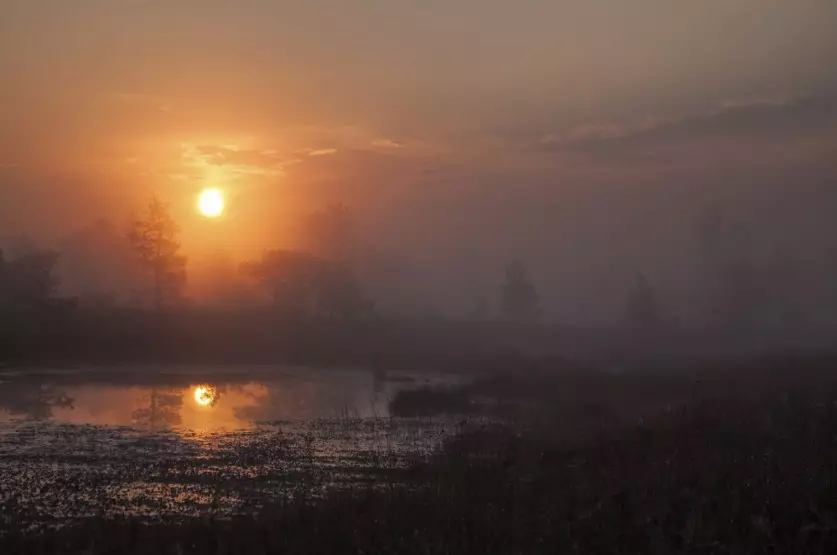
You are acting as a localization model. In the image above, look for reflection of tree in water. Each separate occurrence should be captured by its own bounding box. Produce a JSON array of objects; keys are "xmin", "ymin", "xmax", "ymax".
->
[
  {"xmin": 131, "ymin": 388, "xmax": 183, "ymax": 430},
  {"xmin": 0, "ymin": 383, "xmax": 74, "ymax": 419},
  {"xmin": 233, "ymin": 377, "xmax": 371, "ymax": 422}
]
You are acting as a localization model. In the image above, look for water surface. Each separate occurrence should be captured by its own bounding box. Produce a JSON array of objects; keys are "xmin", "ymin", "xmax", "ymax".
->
[{"xmin": 0, "ymin": 366, "xmax": 463, "ymax": 528}]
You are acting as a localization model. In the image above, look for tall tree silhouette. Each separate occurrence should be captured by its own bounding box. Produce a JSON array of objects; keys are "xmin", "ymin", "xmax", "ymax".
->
[
  {"xmin": 501, "ymin": 260, "xmax": 540, "ymax": 322},
  {"xmin": 0, "ymin": 248, "xmax": 60, "ymax": 309},
  {"xmin": 59, "ymin": 218, "xmax": 145, "ymax": 307},
  {"xmin": 242, "ymin": 249, "xmax": 371, "ymax": 320},
  {"xmin": 625, "ymin": 273, "xmax": 661, "ymax": 329},
  {"xmin": 467, "ymin": 296, "xmax": 489, "ymax": 321},
  {"xmin": 303, "ymin": 202, "xmax": 355, "ymax": 262},
  {"xmin": 763, "ymin": 246, "xmax": 805, "ymax": 329},
  {"xmin": 241, "ymin": 249, "xmax": 320, "ymax": 316},
  {"xmin": 192, "ymin": 248, "xmax": 255, "ymax": 306},
  {"xmin": 713, "ymin": 257, "xmax": 763, "ymax": 331},
  {"xmin": 127, "ymin": 196, "xmax": 187, "ymax": 310},
  {"xmin": 694, "ymin": 203, "xmax": 763, "ymax": 331},
  {"xmin": 311, "ymin": 259, "xmax": 371, "ymax": 320}
]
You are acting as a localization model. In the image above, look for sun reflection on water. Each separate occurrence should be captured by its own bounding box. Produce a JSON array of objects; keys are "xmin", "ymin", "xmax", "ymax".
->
[{"xmin": 193, "ymin": 385, "xmax": 219, "ymax": 407}]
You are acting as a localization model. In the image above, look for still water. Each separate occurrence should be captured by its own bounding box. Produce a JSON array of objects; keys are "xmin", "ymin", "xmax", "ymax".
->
[
  {"xmin": 0, "ymin": 366, "xmax": 463, "ymax": 528},
  {"xmin": 0, "ymin": 366, "xmax": 454, "ymax": 427}
]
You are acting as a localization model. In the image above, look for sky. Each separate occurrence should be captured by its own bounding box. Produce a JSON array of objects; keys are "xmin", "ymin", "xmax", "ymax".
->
[{"xmin": 2, "ymin": 0, "xmax": 837, "ymax": 319}]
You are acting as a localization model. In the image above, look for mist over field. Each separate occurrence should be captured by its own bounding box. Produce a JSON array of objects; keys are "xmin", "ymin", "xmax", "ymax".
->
[
  {"xmin": 2, "ymin": 2, "xmax": 837, "ymax": 553},
  {"xmin": 2, "ymin": 1, "xmax": 836, "ymax": 334}
]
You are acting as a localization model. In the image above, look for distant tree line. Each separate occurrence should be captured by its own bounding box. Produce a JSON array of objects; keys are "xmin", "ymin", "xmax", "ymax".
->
[
  {"xmin": 241, "ymin": 250, "xmax": 371, "ymax": 320},
  {"xmin": 0, "ymin": 248, "xmax": 65, "ymax": 311},
  {"xmin": 693, "ymin": 203, "xmax": 812, "ymax": 333},
  {"xmin": 2, "ymin": 194, "xmax": 836, "ymax": 338}
]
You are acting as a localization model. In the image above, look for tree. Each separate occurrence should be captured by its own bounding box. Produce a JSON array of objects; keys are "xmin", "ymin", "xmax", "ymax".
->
[
  {"xmin": 311, "ymin": 259, "xmax": 372, "ymax": 320},
  {"xmin": 829, "ymin": 246, "xmax": 837, "ymax": 325},
  {"xmin": 131, "ymin": 388, "xmax": 182, "ymax": 430},
  {"xmin": 0, "ymin": 248, "xmax": 61, "ymax": 309},
  {"xmin": 694, "ymin": 203, "xmax": 764, "ymax": 331},
  {"xmin": 467, "ymin": 296, "xmax": 489, "ymax": 321},
  {"xmin": 695, "ymin": 202, "xmax": 725, "ymax": 264},
  {"xmin": 501, "ymin": 260, "xmax": 540, "ymax": 322},
  {"xmin": 242, "ymin": 249, "xmax": 371, "ymax": 320},
  {"xmin": 625, "ymin": 273, "xmax": 661, "ymax": 329},
  {"xmin": 0, "ymin": 382, "xmax": 74, "ymax": 420},
  {"xmin": 0, "ymin": 250, "xmax": 5, "ymax": 301},
  {"xmin": 302, "ymin": 202, "xmax": 355, "ymax": 262},
  {"xmin": 241, "ymin": 249, "xmax": 320, "ymax": 316},
  {"xmin": 191, "ymin": 248, "xmax": 256, "ymax": 306},
  {"xmin": 717, "ymin": 256, "xmax": 767, "ymax": 330},
  {"xmin": 762, "ymin": 246, "xmax": 805, "ymax": 329},
  {"xmin": 127, "ymin": 196, "xmax": 187, "ymax": 310},
  {"xmin": 59, "ymin": 218, "xmax": 145, "ymax": 306}
]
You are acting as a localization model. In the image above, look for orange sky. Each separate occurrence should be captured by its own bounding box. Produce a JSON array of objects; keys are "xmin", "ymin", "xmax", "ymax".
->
[{"xmin": 2, "ymin": 1, "xmax": 837, "ymax": 317}]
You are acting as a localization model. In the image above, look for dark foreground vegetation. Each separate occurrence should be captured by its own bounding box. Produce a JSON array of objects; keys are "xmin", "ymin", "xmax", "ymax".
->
[{"xmin": 4, "ymin": 358, "xmax": 837, "ymax": 554}]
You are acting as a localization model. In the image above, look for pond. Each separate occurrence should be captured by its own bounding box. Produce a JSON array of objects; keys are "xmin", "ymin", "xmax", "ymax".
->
[{"xmin": 0, "ymin": 366, "xmax": 466, "ymax": 528}]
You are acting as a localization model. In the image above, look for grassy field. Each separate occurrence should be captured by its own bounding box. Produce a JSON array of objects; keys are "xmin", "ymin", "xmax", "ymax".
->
[{"xmin": 4, "ymin": 356, "xmax": 837, "ymax": 554}]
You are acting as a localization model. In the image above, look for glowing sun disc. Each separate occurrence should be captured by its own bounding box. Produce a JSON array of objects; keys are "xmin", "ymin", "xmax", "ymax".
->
[{"xmin": 198, "ymin": 188, "xmax": 225, "ymax": 218}]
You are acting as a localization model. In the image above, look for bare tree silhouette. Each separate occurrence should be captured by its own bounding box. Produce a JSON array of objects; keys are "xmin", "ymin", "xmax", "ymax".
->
[
  {"xmin": 302, "ymin": 202, "xmax": 356, "ymax": 263},
  {"xmin": 625, "ymin": 273, "xmax": 662, "ymax": 329},
  {"xmin": 501, "ymin": 260, "xmax": 540, "ymax": 322},
  {"xmin": 59, "ymin": 218, "xmax": 144, "ymax": 307},
  {"xmin": 241, "ymin": 249, "xmax": 321, "ymax": 317},
  {"xmin": 0, "ymin": 248, "xmax": 61, "ymax": 309},
  {"xmin": 242, "ymin": 249, "xmax": 371, "ymax": 320},
  {"xmin": 127, "ymin": 197, "xmax": 187, "ymax": 310}
]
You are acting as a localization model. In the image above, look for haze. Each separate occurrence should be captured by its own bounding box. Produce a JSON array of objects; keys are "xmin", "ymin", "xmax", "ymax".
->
[{"xmin": 2, "ymin": 0, "xmax": 836, "ymax": 324}]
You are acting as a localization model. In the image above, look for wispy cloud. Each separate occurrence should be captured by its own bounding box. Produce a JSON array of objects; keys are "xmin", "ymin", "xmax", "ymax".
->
[
  {"xmin": 539, "ymin": 94, "xmax": 837, "ymax": 152},
  {"xmin": 178, "ymin": 143, "xmax": 288, "ymax": 183},
  {"xmin": 371, "ymin": 138, "xmax": 405, "ymax": 148},
  {"xmin": 307, "ymin": 148, "xmax": 338, "ymax": 157}
]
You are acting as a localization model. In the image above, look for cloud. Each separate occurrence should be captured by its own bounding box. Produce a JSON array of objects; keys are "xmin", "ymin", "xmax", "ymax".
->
[
  {"xmin": 540, "ymin": 94, "xmax": 837, "ymax": 153},
  {"xmin": 523, "ymin": 94, "xmax": 837, "ymax": 181},
  {"xmin": 192, "ymin": 145, "xmax": 289, "ymax": 168},
  {"xmin": 284, "ymin": 147, "xmax": 449, "ymax": 204},
  {"xmin": 371, "ymin": 138, "xmax": 405, "ymax": 148},
  {"xmin": 307, "ymin": 148, "xmax": 338, "ymax": 157},
  {"xmin": 720, "ymin": 92, "xmax": 799, "ymax": 110},
  {"xmin": 179, "ymin": 143, "xmax": 289, "ymax": 181}
]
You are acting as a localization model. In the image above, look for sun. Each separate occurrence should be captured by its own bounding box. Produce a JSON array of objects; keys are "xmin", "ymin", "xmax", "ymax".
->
[
  {"xmin": 197, "ymin": 188, "xmax": 225, "ymax": 218},
  {"xmin": 193, "ymin": 385, "xmax": 219, "ymax": 407}
]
